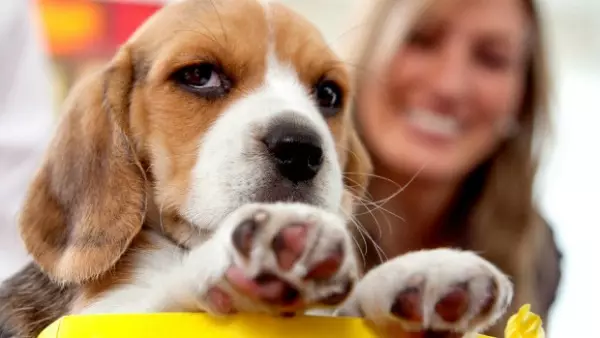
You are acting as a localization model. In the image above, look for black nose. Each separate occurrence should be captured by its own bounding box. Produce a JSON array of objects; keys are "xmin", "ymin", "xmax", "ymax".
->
[{"xmin": 263, "ymin": 121, "xmax": 324, "ymax": 183}]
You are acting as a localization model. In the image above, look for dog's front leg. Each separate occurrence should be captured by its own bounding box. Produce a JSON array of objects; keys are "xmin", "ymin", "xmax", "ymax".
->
[
  {"xmin": 77, "ymin": 203, "xmax": 359, "ymax": 315},
  {"xmin": 335, "ymin": 249, "xmax": 514, "ymax": 337}
]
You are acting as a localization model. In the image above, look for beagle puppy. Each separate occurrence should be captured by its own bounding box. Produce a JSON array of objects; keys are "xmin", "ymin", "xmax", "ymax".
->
[{"xmin": 0, "ymin": 0, "xmax": 513, "ymax": 337}]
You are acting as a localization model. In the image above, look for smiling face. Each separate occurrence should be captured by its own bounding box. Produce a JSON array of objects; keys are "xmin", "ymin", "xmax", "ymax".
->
[{"xmin": 356, "ymin": 0, "xmax": 531, "ymax": 182}]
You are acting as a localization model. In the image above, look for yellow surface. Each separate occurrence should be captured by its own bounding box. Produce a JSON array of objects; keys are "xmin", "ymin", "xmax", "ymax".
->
[
  {"xmin": 39, "ymin": 313, "xmax": 381, "ymax": 338},
  {"xmin": 38, "ymin": 304, "xmax": 544, "ymax": 338}
]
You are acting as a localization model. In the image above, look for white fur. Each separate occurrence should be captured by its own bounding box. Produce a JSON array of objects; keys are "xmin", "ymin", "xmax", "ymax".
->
[
  {"xmin": 80, "ymin": 203, "xmax": 357, "ymax": 314},
  {"xmin": 81, "ymin": 4, "xmax": 348, "ymax": 314},
  {"xmin": 78, "ymin": 1, "xmax": 513, "ymax": 336},
  {"xmin": 182, "ymin": 50, "xmax": 343, "ymax": 231},
  {"xmin": 337, "ymin": 249, "xmax": 514, "ymax": 333}
]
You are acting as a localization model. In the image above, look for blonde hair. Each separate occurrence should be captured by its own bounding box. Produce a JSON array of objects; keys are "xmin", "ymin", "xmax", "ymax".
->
[{"xmin": 345, "ymin": 0, "xmax": 554, "ymax": 324}]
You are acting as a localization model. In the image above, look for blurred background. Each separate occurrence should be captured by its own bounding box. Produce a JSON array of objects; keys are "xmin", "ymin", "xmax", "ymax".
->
[{"xmin": 5, "ymin": 0, "xmax": 600, "ymax": 336}]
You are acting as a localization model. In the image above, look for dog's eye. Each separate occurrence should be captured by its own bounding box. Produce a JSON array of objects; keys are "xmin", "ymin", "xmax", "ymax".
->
[
  {"xmin": 173, "ymin": 63, "xmax": 230, "ymax": 98},
  {"xmin": 314, "ymin": 79, "xmax": 343, "ymax": 118}
]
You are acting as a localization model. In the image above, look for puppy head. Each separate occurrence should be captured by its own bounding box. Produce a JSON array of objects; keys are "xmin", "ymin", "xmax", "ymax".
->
[{"xmin": 19, "ymin": 0, "xmax": 372, "ymax": 284}]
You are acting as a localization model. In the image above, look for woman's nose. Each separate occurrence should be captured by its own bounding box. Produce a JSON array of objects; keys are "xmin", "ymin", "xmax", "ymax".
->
[{"xmin": 427, "ymin": 43, "xmax": 470, "ymax": 108}]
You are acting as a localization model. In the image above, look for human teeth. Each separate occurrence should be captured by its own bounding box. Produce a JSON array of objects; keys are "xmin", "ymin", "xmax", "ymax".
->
[{"xmin": 406, "ymin": 109, "xmax": 460, "ymax": 137}]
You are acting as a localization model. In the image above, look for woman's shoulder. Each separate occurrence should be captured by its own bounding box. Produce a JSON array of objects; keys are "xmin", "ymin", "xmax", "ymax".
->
[
  {"xmin": 535, "ymin": 214, "xmax": 563, "ymax": 259},
  {"xmin": 530, "ymin": 212, "xmax": 563, "ymax": 319}
]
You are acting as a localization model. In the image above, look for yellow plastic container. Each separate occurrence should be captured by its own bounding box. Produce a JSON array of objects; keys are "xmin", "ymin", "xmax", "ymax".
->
[
  {"xmin": 39, "ymin": 313, "xmax": 380, "ymax": 338},
  {"xmin": 38, "ymin": 305, "xmax": 544, "ymax": 338}
]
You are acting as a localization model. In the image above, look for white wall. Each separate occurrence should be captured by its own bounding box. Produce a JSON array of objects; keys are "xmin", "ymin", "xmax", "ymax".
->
[
  {"xmin": 280, "ymin": 1, "xmax": 600, "ymax": 337},
  {"xmin": 537, "ymin": 1, "xmax": 600, "ymax": 332}
]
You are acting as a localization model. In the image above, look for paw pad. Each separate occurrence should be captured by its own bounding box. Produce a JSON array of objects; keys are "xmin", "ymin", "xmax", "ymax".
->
[
  {"xmin": 232, "ymin": 219, "xmax": 260, "ymax": 258},
  {"xmin": 317, "ymin": 279, "xmax": 354, "ymax": 306},
  {"xmin": 434, "ymin": 283, "xmax": 470, "ymax": 323},
  {"xmin": 390, "ymin": 286, "xmax": 423, "ymax": 322},
  {"xmin": 220, "ymin": 204, "xmax": 356, "ymax": 314},
  {"xmin": 305, "ymin": 242, "xmax": 344, "ymax": 280},
  {"xmin": 272, "ymin": 224, "xmax": 309, "ymax": 270},
  {"xmin": 479, "ymin": 279, "xmax": 499, "ymax": 316},
  {"xmin": 206, "ymin": 287, "xmax": 236, "ymax": 314},
  {"xmin": 254, "ymin": 272, "xmax": 301, "ymax": 307}
]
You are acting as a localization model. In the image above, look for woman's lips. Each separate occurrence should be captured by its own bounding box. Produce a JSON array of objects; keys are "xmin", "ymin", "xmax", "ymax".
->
[{"xmin": 403, "ymin": 108, "xmax": 463, "ymax": 144}]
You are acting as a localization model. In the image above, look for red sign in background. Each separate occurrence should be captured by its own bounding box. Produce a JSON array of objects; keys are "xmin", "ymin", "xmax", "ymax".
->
[{"xmin": 38, "ymin": 0, "xmax": 162, "ymax": 106}]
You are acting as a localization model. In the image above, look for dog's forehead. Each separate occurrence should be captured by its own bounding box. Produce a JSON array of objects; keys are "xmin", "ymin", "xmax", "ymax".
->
[
  {"xmin": 131, "ymin": 0, "xmax": 339, "ymax": 80},
  {"xmin": 267, "ymin": 2, "xmax": 339, "ymax": 71},
  {"xmin": 130, "ymin": 0, "xmax": 268, "ymax": 50}
]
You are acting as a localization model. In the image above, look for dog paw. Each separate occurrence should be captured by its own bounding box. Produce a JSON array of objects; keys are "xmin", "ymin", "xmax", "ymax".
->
[
  {"xmin": 202, "ymin": 203, "xmax": 358, "ymax": 314},
  {"xmin": 337, "ymin": 249, "xmax": 513, "ymax": 335}
]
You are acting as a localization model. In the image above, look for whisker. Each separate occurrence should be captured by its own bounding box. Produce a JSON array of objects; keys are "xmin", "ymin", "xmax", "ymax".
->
[
  {"xmin": 355, "ymin": 215, "xmax": 388, "ymax": 263},
  {"xmin": 341, "ymin": 209, "xmax": 370, "ymax": 265},
  {"xmin": 342, "ymin": 201, "xmax": 388, "ymax": 264},
  {"xmin": 158, "ymin": 200, "xmax": 166, "ymax": 233},
  {"xmin": 364, "ymin": 162, "xmax": 427, "ymax": 208}
]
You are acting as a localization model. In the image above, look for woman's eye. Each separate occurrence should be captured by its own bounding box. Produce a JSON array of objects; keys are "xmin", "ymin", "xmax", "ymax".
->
[
  {"xmin": 406, "ymin": 28, "xmax": 440, "ymax": 50},
  {"xmin": 172, "ymin": 63, "xmax": 230, "ymax": 98},
  {"xmin": 475, "ymin": 48, "xmax": 511, "ymax": 71},
  {"xmin": 314, "ymin": 79, "xmax": 343, "ymax": 118}
]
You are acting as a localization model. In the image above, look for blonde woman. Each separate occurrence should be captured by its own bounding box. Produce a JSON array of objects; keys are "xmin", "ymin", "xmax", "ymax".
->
[{"xmin": 344, "ymin": 0, "xmax": 562, "ymax": 335}]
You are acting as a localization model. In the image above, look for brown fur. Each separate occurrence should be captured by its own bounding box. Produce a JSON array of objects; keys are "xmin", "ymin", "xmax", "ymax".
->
[
  {"xmin": 19, "ymin": 47, "xmax": 144, "ymax": 285},
  {"xmin": 0, "ymin": 264, "xmax": 76, "ymax": 338},
  {"xmin": 69, "ymin": 232, "xmax": 162, "ymax": 312},
  {"xmin": 0, "ymin": 1, "xmax": 372, "ymax": 337}
]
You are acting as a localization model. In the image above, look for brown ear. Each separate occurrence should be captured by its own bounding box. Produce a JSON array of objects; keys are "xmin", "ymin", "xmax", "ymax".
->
[
  {"xmin": 19, "ymin": 47, "xmax": 146, "ymax": 284},
  {"xmin": 343, "ymin": 123, "xmax": 373, "ymax": 210}
]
